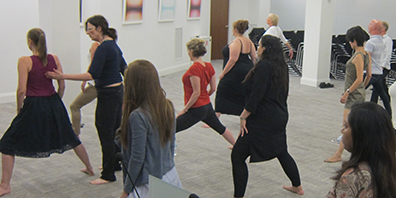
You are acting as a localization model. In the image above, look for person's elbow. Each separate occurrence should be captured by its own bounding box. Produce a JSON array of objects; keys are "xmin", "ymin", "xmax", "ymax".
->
[
  {"xmin": 191, "ymin": 91, "xmax": 200, "ymax": 99},
  {"xmin": 208, "ymin": 88, "xmax": 216, "ymax": 95},
  {"xmin": 210, "ymin": 86, "xmax": 216, "ymax": 93},
  {"xmin": 87, "ymin": 71, "xmax": 97, "ymax": 80},
  {"xmin": 356, "ymin": 76, "xmax": 364, "ymax": 84},
  {"xmin": 16, "ymin": 87, "xmax": 26, "ymax": 97},
  {"xmin": 366, "ymin": 73, "xmax": 372, "ymax": 80},
  {"xmin": 228, "ymin": 58, "xmax": 237, "ymax": 65},
  {"xmin": 58, "ymin": 82, "xmax": 65, "ymax": 91}
]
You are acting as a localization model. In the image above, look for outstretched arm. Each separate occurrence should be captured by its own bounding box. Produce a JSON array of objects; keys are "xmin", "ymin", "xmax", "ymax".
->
[{"xmin": 45, "ymin": 70, "xmax": 93, "ymax": 81}]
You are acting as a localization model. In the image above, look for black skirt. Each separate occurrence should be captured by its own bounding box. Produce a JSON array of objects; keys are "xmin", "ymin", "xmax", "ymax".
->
[{"xmin": 0, "ymin": 94, "xmax": 81, "ymax": 158}]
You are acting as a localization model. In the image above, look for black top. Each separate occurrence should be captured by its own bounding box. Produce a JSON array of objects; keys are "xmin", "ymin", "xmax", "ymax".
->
[
  {"xmin": 244, "ymin": 59, "xmax": 289, "ymax": 162},
  {"xmin": 88, "ymin": 40, "xmax": 127, "ymax": 88}
]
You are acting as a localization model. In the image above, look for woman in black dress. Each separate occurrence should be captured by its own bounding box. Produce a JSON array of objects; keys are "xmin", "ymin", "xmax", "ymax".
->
[
  {"xmin": 231, "ymin": 35, "xmax": 304, "ymax": 197},
  {"xmin": 211, "ymin": 20, "xmax": 256, "ymax": 123}
]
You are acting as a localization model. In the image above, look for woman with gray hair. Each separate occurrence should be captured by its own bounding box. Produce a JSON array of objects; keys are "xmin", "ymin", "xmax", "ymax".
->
[{"xmin": 264, "ymin": 13, "xmax": 294, "ymax": 59}]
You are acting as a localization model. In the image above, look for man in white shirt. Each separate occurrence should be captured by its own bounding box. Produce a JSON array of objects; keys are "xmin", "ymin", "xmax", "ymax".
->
[
  {"xmin": 371, "ymin": 21, "xmax": 392, "ymax": 103},
  {"xmin": 365, "ymin": 19, "xmax": 392, "ymax": 117},
  {"xmin": 263, "ymin": 13, "xmax": 294, "ymax": 59}
]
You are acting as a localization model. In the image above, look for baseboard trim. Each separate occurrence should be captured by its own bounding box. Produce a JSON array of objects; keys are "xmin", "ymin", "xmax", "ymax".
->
[
  {"xmin": 0, "ymin": 93, "xmax": 15, "ymax": 104},
  {"xmin": 158, "ymin": 62, "xmax": 190, "ymax": 77}
]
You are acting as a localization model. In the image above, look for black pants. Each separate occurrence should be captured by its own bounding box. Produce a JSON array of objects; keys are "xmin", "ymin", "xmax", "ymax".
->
[
  {"xmin": 95, "ymin": 85, "xmax": 123, "ymax": 181},
  {"xmin": 371, "ymin": 68, "xmax": 391, "ymax": 103},
  {"xmin": 176, "ymin": 103, "xmax": 226, "ymax": 134},
  {"xmin": 231, "ymin": 134, "xmax": 301, "ymax": 197},
  {"xmin": 365, "ymin": 73, "xmax": 392, "ymax": 117}
]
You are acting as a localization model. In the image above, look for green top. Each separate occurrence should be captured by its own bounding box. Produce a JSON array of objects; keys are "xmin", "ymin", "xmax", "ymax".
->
[{"xmin": 344, "ymin": 51, "xmax": 370, "ymax": 94}]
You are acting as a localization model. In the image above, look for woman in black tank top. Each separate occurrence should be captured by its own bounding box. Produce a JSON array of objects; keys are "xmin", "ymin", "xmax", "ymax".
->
[{"xmin": 203, "ymin": 20, "xmax": 256, "ymax": 128}]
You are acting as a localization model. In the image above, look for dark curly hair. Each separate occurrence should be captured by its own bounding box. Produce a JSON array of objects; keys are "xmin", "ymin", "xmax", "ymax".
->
[{"xmin": 244, "ymin": 35, "xmax": 288, "ymax": 91}]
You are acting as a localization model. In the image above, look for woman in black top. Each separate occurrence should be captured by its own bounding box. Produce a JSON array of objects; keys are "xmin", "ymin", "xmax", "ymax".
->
[
  {"xmin": 231, "ymin": 35, "xmax": 304, "ymax": 197},
  {"xmin": 46, "ymin": 15, "xmax": 127, "ymax": 185}
]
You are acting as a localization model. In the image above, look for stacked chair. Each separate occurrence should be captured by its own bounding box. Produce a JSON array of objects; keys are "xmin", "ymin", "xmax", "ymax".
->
[
  {"xmin": 386, "ymin": 41, "xmax": 396, "ymax": 86},
  {"xmin": 248, "ymin": 27, "xmax": 265, "ymax": 50},
  {"xmin": 247, "ymin": 29, "xmax": 396, "ymax": 82}
]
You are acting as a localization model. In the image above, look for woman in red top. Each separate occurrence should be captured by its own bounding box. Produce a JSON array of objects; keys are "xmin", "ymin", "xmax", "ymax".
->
[{"xmin": 176, "ymin": 38, "xmax": 235, "ymax": 146}]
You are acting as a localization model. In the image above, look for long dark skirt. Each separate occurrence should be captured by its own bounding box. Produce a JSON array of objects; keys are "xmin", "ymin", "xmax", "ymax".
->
[{"xmin": 0, "ymin": 94, "xmax": 80, "ymax": 158}]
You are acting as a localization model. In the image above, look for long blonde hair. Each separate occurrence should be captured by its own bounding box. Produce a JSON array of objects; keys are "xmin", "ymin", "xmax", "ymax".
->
[
  {"xmin": 120, "ymin": 60, "xmax": 175, "ymax": 148},
  {"xmin": 27, "ymin": 28, "xmax": 47, "ymax": 65}
]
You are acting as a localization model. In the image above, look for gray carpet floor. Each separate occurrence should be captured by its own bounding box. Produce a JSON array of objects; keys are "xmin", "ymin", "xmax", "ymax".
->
[{"xmin": 0, "ymin": 60, "xmax": 360, "ymax": 197}]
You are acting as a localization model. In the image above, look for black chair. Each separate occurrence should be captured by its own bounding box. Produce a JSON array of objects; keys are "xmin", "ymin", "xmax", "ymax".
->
[
  {"xmin": 391, "ymin": 52, "xmax": 396, "ymax": 71},
  {"xmin": 290, "ymin": 30, "xmax": 304, "ymax": 51},
  {"xmin": 332, "ymin": 35, "xmax": 340, "ymax": 43},
  {"xmin": 330, "ymin": 43, "xmax": 350, "ymax": 79},
  {"xmin": 283, "ymin": 30, "xmax": 295, "ymax": 40},
  {"xmin": 343, "ymin": 42, "xmax": 353, "ymax": 56},
  {"xmin": 392, "ymin": 39, "xmax": 396, "ymax": 51},
  {"xmin": 249, "ymin": 27, "xmax": 265, "ymax": 50},
  {"xmin": 337, "ymin": 34, "xmax": 347, "ymax": 44}
]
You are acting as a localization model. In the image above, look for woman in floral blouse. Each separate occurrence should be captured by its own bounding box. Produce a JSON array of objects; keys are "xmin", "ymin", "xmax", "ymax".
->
[{"xmin": 327, "ymin": 102, "xmax": 396, "ymax": 198}]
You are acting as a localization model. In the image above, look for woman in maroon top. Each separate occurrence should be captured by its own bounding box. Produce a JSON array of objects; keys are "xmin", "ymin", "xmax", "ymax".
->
[
  {"xmin": 0, "ymin": 28, "xmax": 94, "ymax": 196},
  {"xmin": 176, "ymin": 38, "xmax": 235, "ymax": 146}
]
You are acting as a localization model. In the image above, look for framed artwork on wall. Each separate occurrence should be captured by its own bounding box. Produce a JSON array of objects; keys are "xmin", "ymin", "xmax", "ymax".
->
[
  {"xmin": 123, "ymin": 0, "xmax": 144, "ymax": 24},
  {"xmin": 79, "ymin": 0, "xmax": 83, "ymax": 25},
  {"xmin": 187, "ymin": 0, "xmax": 201, "ymax": 20},
  {"xmin": 158, "ymin": 0, "xmax": 176, "ymax": 22}
]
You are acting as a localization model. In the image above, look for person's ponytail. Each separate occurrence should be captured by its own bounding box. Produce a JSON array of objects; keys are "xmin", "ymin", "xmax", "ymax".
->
[
  {"xmin": 27, "ymin": 28, "xmax": 48, "ymax": 65},
  {"xmin": 37, "ymin": 33, "xmax": 47, "ymax": 65}
]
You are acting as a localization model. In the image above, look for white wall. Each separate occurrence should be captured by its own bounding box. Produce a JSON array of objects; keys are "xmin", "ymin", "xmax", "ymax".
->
[
  {"xmin": 270, "ymin": 0, "xmax": 306, "ymax": 31},
  {"xmin": 228, "ymin": 0, "xmax": 271, "ymax": 43},
  {"xmin": 79, "ymin": 0, "xmax": 210, "ymax": 76},
  {"xmin": 0, "ymin": 0, "xmax": 211, "ymax": 104},
  {"xmin": 270, "ymin": 0, "xmax": 396, "ymax": 38},
  {"xmin": 38, "ymin": 0, "xmax": 82, "ymax": 107},
  {"xmin": 0, "ymin": 0, "xmax": 39, "ymax": 103},
  {"xmin": 333, "ymin": 0, "xmax": 396, "ymax": 38}
]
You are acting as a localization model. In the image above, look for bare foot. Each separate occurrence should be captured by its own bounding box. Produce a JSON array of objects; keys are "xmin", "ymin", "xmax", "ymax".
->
[
  {"xmin": 324, "ymin": 156, "xmax": 342, "ymax": 163},
  {"xmin": 201, "ymin": 124, "xmax": 210, "ymax": 128},
  {"xmin": 90, "ymin": 178, "xmax": 111, "ymax": 185},
  {"xmin": 80, "ymin": 168, "xmax": 94, "ymax": 176},
  {"xmin": 0, "ymin": 185, "xmax": 11, "ymax": 197},
  {"xmin": 283, "ymin": 185, "xmax": 304, "ymax": 195}
]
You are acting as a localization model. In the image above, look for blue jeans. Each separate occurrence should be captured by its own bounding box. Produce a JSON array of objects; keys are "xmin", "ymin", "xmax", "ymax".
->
[
  {"xmin": 365, "ymin": 74, "xmax": 392, "ymax": 117},
  {"xmin": 95, "ymin": 84, "xmax": 123, "ymax": 181}
]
